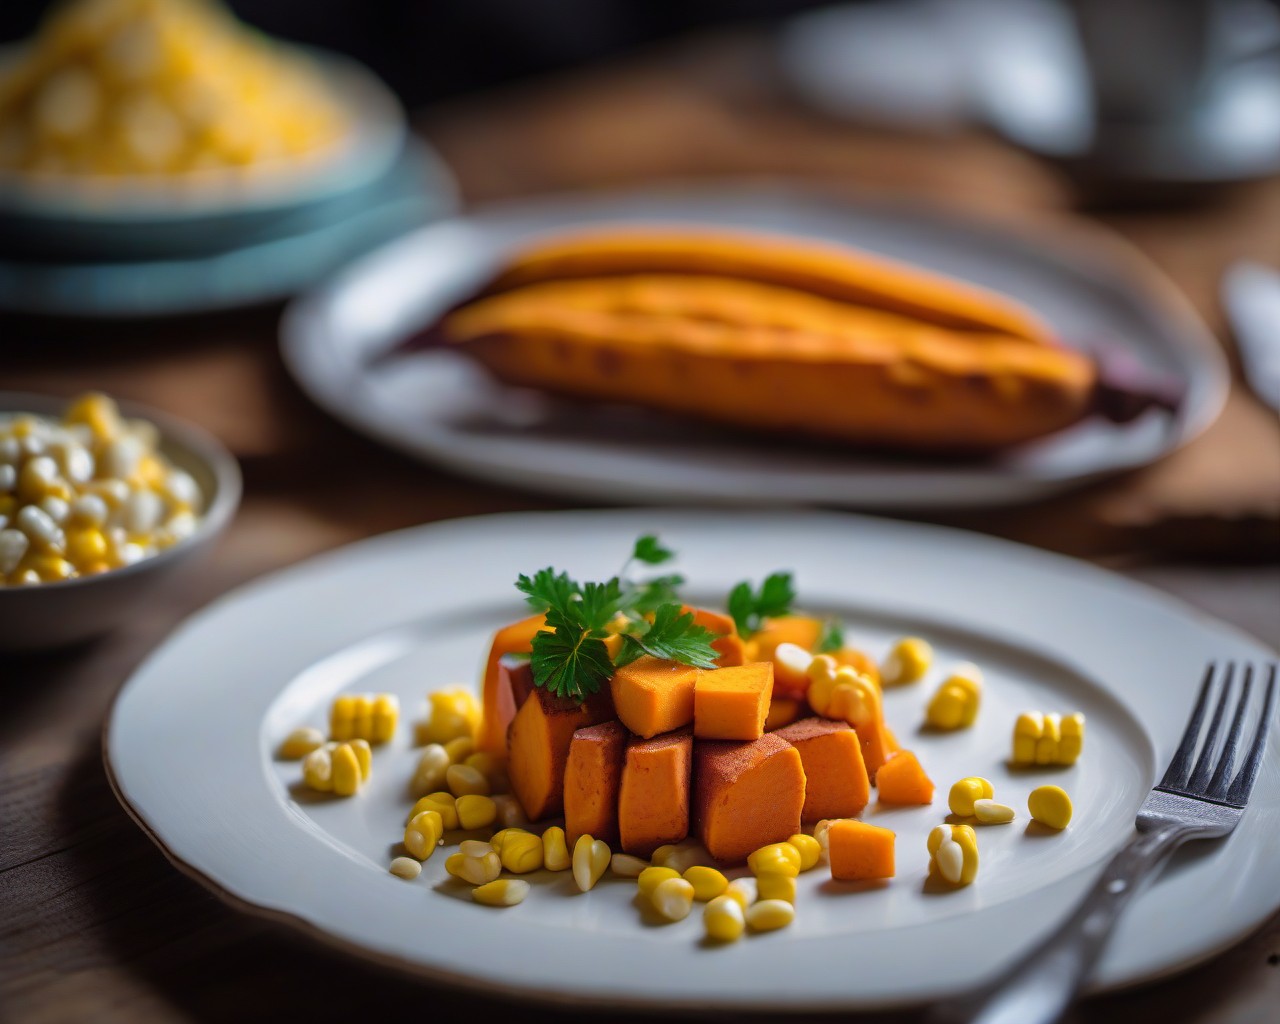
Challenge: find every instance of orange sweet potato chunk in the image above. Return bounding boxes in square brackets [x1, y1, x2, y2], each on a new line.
[828, 820, 895, 881]
[479, 614, 546, 753]
[694, 733, 806, 864]
[610, 656, 697, 739]
[618, 727, 693, 857]
[564, 720, 627, 845]
[772, 717, 869, 821]
[875, 749, 935, 805]
[507, 685, 613, 821]
[684, 606, 747, 667]
[750, 616, 823, 662]
[694, 662, 773, 741]
[764, 697, 803, 731]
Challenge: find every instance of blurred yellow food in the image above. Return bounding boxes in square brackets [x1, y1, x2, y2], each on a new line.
[0, 0, 348, 177]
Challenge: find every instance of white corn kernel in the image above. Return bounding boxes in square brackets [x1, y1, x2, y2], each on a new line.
[0, 465, 14, 492]
[411, 744, 451, 796]
[724, 877, 758, 910]
[0, 529, 28, 574]
[459, 839, 494, 859]
[39, 496, 69, 524]
[446, 851, 502, 885]
[100, 437, 143, 480]
[63, 445, 94, 484]
[973, 799, 1015, 824]
[542, 827, 571, 871]
[389, 857, 421, 880]
[572, 835, 611, 892]
[746, 899, 795, 932]
[16, 504, 64, 552]
[703, 894, 746, 942]
[278, 726, 325, 759]
[610, 853, 648, 878]
[650, 877, 695, 921]
[935, 838, 964, 883]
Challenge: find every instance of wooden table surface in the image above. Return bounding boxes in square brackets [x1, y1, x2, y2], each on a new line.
[2, 30, 1279, 1024]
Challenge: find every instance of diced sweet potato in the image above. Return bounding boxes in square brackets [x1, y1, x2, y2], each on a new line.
[764, 697, 803, 731]
[828, 820, 895, 881]
[876, 749, 934, 805]
[772, 717, 869, 821]
[618, 727, 693, 857]
[749, 616, 824, 663]
[694, 733, 806, 864]
[507, 685, 613, 821]
[564, 720, 627, 845]
[479, 615, 546, 753]
[694, 662, 773, 741]
[610, 656, 697, 739]
[683, 606, 746, 667]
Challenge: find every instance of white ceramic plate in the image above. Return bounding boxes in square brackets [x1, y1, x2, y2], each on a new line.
[280, 186, 1227, 509]
[106, 510, 1278, 1011]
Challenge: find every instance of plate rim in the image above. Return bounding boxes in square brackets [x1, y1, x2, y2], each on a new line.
[279, 181, 1229, 510]
[104, 508, 1279, 1011]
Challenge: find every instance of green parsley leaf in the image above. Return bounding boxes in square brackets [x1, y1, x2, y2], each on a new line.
[529, 621, 613, 699]
[578, 578, 625, 631]
[727, 571, 797, 638]
[627, 573, 686, 615]
[815, 618, 845, 653]
[516, 568, 577, 613]
[615, 603, 720, 669]
[631, 534, 676, 565]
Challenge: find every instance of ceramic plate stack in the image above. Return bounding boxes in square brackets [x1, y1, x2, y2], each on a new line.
[0, 49, 457, 317]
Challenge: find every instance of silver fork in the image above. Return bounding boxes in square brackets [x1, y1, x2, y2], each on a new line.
[934, 660, 1278, 1024]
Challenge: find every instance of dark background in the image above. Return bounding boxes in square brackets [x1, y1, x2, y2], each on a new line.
[0, 0, 827, 105]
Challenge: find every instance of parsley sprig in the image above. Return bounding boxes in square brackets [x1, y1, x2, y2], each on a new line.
[516, 536, 719, 701]
[726, 571, 797, 639]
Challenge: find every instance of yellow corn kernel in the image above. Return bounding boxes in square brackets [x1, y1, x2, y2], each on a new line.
[947, 777, 995, 817]
[329, 693, 366, 742]
[925, 664, 982, 730]
[473, 878, 530, 907]
[490, 794, 529, 830]
[489, 827, 530, 853]
[542, 826, 571, 871]
[827, 668, 880, 732]
[812, 819, 833, 858]
[973, 799, 1015, 824]
[500, 829, 544, 874]
[928, 824, 979, 886]
[446, 763, 490, 798]
[301, 746, 334, 792]
[1036, 713, 1062, 765]
[806, 654, 839, 715]
[456, 794, 497, 830]
[348, 738, 372, 781]
[459, 840, 495, 858]
[371, 693, 399, 743]
[444, 735, 476, 763]
[1059, 713, 1086, 764]
[747, 843, 801, 878]
[724, 877, 758, 910]
[1012, 712, 1044, 765]
[412, 792, 458, 830]
[787, 834, 821, 871]
[26, 554, 75, 582]
[638, 865, 681, 898]
[404, 810, 443, 860]
[331, 743, 362, 796]
[64, 527, 108, 568]
[650, 877, 695, 921]
[278, 726, 325, 760]
[63, 392, 121, 441]
[410, 744, 451, 796]
[756, 873, 798, 903]
[683, 865, 728, 902]
[703, 893, 746, 942]
[1028, 785, 1073, 830]
[746, 899, 795, 932]
[421, 688, 480, 744]
[650, 838, 714, 872]
[610, 853, 648, 878]
[881, 637, 933, 686]
[389, 857, 421, 880]
[446, 850, 502, 885]
[464, 751, 507, 786]
[572, 835, 611, 892]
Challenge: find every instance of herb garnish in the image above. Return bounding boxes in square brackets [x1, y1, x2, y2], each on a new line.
[815, 618, 845, 653]
[726, 571, 796, 639]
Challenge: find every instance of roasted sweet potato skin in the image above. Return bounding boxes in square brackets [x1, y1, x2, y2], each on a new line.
[694, 733, 806, 865]
[773, 716, 869, 821]
[479, 615, 546, 753]
[618, 727, 694, 857]
[565, 720, 628, 845]
[507, 686, 613, 822]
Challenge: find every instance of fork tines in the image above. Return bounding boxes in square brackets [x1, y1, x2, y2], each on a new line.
[1157, 661, 1278, 807]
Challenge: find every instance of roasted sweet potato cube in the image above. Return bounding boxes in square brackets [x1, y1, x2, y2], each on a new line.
[564, 720, 627, 845]
[694, 733, 806, 865]
[618, 727, 693, 857]
[876, 749, 934, 806]
[772, 716, 869, 821]
[479, 615, 546, 753]
[610, 656, 697, 739]
[683, 606, 747, 667]
[507, 685, 613, 821]
[694, 662, 773, 741]
[828, 820, 895, 881]
[764, 697, 803, 732]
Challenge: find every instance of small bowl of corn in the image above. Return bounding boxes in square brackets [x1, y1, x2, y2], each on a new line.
[0, 390, 240, 652]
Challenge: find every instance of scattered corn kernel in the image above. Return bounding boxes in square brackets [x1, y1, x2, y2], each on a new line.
[500, 829, 544, 874]
[389, 857, 421, 880]
[1012, 712, 1085, 766]
[812, 819, 834, 857]
[1028, 785, 1073, 830]
[446, 763, 490, 798]
[746, 899, 795, 932]
[403, 810, 443, 860]
[459, 839, 494, 858]
[748, 843, 801, 878]
[473, 878, 530, 907]
[444, 736, 477, 763]
[724, 877, 758, 910]
[410, 744, 451, 796]
[787, 834, 822, 871]
[421, 689, 480, 744]
[610, 854, 648, 878]
[455, 794, 497, 830]
[650, 877, 695, 921]
[572, 835, 611, 892]
[302, 741, 370, 796]
[924, 663, 983, 730]
[329, 692, 399, 744]
[683, 865, 729, 901]
[703, 894, 746, 942]
[490, 794, 529, 830]
[489, 827, 529, 853]
[411, 792, 458, 830]
[756, 873, 798, 903]
[947, 777, 995, 817]
[638, 866, 681, 898]
[542, 826, 571, 871]
[464, 751, 508, 790]
[652, 839, 715, 873]
[928, 824, 979, 886]
[973, 799, 1015, 824]
[826, 668, 882, 733]
[446, 850, 502, 885]
[881, 637, 933, 686]
[278, 726, 325, 760]
[330, 743, 362, 796]
[805, 654, 839, 715]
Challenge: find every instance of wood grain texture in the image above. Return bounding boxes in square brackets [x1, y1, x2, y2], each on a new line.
[2, 27, 1278, 1024]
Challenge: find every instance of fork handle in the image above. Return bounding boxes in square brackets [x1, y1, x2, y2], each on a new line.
[931, 822, 1187, 1024]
